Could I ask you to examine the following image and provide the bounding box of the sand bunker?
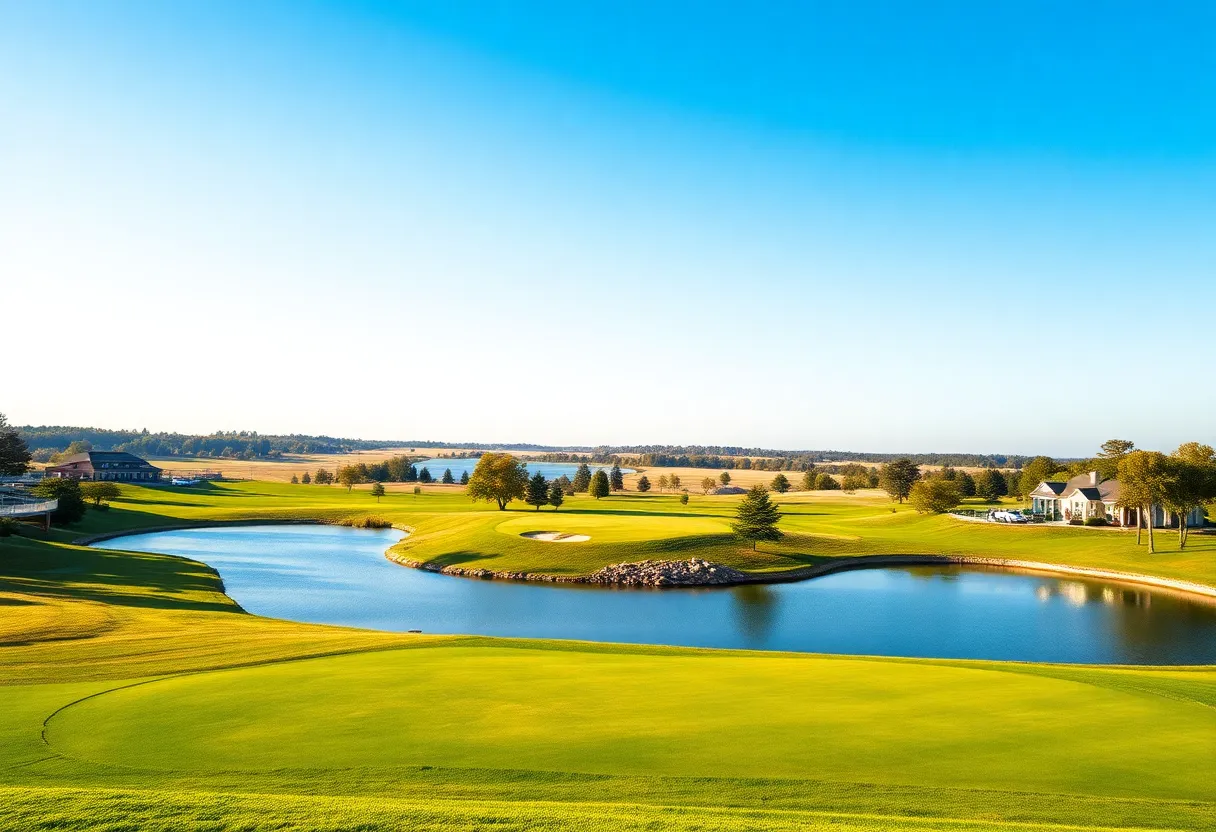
[521,531,591,543]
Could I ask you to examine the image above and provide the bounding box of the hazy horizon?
[4,2,1213,456]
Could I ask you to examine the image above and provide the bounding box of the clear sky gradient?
[3,1,1214,455]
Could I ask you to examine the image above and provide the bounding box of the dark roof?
[1075,487,1103,501]
[1038,481,1067,495]
[48,451,160,470]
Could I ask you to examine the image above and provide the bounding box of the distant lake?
[414,458,633,480]
[94,524,1216,665]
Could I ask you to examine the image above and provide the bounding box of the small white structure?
[1029,471,1205,527]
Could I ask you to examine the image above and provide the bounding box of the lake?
[413,458,632,480]
[93,524,1216,665]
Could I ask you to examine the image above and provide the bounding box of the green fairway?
[26,479,1216,585]
[2,480,1215,830]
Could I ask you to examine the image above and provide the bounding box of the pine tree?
[800,469,817,490]
[548,480,565,510]
[460,470,470,485]
[636,475,651,492]
[418,467,433,484]
[525,472,549,510]
[589,470,610,499]
[442,468,455,484]
[572,463,592,493]
[609,461,624,491]
[301,471,311,484]
[370,482,385,502]
[290,474,299,484]
[732,485,783,550]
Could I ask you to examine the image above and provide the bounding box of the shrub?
[0,518,16,536]
[1083,517,1108,526]
[345,516,392,529]
[1068,519,1084,526]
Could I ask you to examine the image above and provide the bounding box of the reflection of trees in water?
[731,585,780,644]
[1033,577,1216,662]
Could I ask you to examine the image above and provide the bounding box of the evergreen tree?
[555,474,573,495]
[609,461,624,491]
[290,474,299,484]
[572,463,592,493]
[460,470,470,485]
[732,485,783,550]
[770,473,791,493]
[418,466,433,484]
[636,475,651,492]
[405,464,419,483]
[548,480,565,510]
[370,482,385,502]
[800,469,818,490]
[974,469,1007,502]
[301,471,311,484]
[589,469,610,499]
[525,472,549,510]
[0,413,31,475]
[957,471,976,497]
[442,468,455,484]
[679,492,689,506]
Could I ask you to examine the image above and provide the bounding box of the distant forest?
[16,426,1038,468]
[17,426,387,461]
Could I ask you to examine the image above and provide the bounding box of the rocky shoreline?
[389,553,749,586]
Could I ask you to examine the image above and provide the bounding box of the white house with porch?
[1029,471,1205,527]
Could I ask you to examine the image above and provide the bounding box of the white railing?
[0,499,58,517]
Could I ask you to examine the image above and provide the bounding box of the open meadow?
[2,482,1214,831]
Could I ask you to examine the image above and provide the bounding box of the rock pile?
[588,558,748,587]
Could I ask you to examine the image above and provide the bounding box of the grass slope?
[2,482,1215,830]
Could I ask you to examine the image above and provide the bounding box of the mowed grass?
[30,479,1216,585]
[2,481,1216,830]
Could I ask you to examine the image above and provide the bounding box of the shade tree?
[879,459,921,503]
[466,453,529,510]
[908,478,962,514]
[770,473,790,493]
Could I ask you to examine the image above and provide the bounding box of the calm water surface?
[94,524,1216,664]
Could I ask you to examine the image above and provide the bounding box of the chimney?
[1089,471,1099,486]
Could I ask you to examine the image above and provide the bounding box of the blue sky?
[2,1,1214,455]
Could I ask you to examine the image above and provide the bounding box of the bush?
[1083,517,1108,526]
[1068,519,1084,526]
[338,516,392,529]
[31,477,87,525]
[0,518,16,536]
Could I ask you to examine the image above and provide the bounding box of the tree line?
[16,426,392,461]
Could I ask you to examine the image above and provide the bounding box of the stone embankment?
[588,558,748,586]
[389,553,748,586]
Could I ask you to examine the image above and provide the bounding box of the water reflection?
[731,585,780,644]
[94,526,1216,665]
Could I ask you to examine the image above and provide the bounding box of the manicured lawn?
[2,482,1215,830]
[26,479,1216,585]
